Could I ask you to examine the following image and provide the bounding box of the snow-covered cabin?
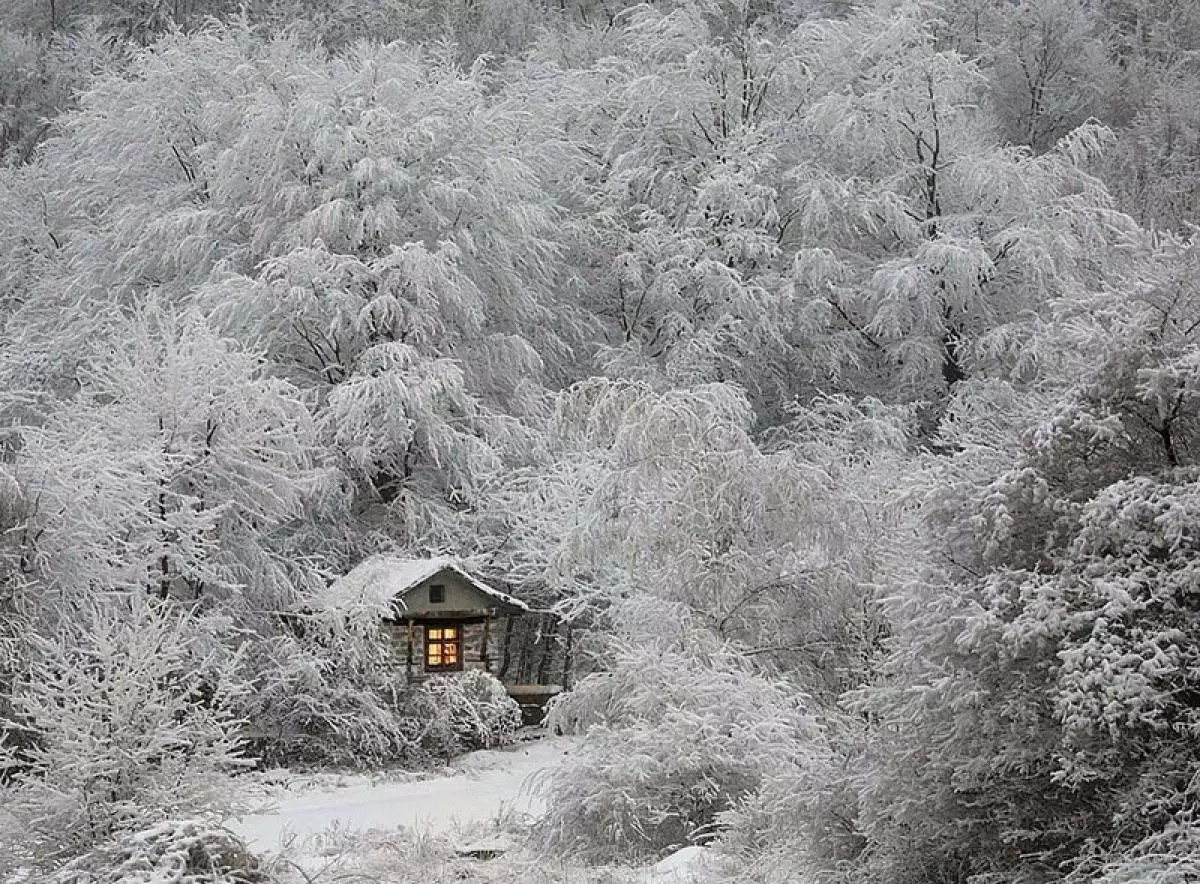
[324,556,529,679]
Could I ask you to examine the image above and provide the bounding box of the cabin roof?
[320,555,529,613]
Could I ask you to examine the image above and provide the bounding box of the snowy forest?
[0,0,1198,882]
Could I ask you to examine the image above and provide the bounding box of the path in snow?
[229,736,575,854]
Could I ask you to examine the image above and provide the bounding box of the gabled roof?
[319,555,529,613]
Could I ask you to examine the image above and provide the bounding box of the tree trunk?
[941,328,966,389]
[562,623,574,690]
[498,615,515,680]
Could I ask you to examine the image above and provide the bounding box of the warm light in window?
[425,625,461,670]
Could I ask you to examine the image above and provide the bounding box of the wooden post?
[536,613,555,685]
[405,620,414,680]
[481,613,492,672]
[498,615,515,681]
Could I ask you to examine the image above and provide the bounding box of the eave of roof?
[318,555,529,613]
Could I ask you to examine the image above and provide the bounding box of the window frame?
[428,583,446,604]
[423,623,463,672]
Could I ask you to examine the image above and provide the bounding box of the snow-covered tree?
[510,0,1138,423]
[483,377,907,701]
[7,304,321,614]
[941,0,1113,152]
[191,36,567,543]
[845,234,1200,884]
[520,0,814,416]
[0,23,568,557]
[1096,0,1200,232]
[786,1,1135,405]
[0,596,249,868]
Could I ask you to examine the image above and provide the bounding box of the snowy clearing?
[226,736,710,883]
[229,736,576,854]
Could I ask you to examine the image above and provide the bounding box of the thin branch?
[828,296,885,351]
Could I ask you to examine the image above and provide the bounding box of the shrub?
[402,669,521,760]
[48,820,264,884]
[534,644,825,863]
[235,609,415,769]
[0,598,250,868]
[236,608,521,769]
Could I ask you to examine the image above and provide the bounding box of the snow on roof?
[319,555,529,613]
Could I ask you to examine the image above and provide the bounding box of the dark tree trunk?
[562,623,574,690]
[941,328,967,389]
[498,615,515,680]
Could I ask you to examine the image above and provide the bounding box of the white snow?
[316,554,529,611]
[227,736,714,884]
[228,736,573,854]
[643,846,710,883]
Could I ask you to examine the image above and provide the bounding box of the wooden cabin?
[324,556,529,680]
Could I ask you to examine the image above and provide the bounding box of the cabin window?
[428,583,446,604]
[425,625,462,671]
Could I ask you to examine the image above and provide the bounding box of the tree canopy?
[1,2,1199,882]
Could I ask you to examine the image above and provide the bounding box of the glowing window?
[425,625,461,671]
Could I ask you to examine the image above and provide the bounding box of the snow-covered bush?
[235,608,414,769]
[262,820,637,884]
[710,725,867,880]
[535,639,824,863]
[402,669,521,760]
[1085,823,1200,884]
[237,615,519,768]
[47,820,263,884]
[0,598,249,868]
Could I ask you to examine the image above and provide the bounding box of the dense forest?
[0,0,1198,882]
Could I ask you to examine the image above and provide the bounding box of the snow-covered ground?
[226,734,709,883]
[230,736,575,853]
